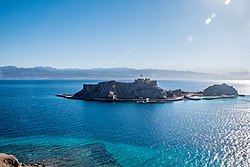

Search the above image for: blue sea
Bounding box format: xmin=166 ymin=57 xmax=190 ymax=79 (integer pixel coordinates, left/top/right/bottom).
xmin=0 ymin=80 xmax=249 ymax=166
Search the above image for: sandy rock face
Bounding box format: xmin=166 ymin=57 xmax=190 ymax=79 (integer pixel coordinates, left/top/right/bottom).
xmin=0 ymin=154 xmax=45 ymax=167
xmin=0 ymin=153 xmax=21 ymax=167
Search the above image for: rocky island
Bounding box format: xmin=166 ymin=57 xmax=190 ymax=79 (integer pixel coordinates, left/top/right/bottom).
xmin=73 ymin=78 xmax=169 ymax=102
xmin=57 ymin=79 xmax=240 ymax=102
xmin=203 ymin=83 xmax=238 ymax=96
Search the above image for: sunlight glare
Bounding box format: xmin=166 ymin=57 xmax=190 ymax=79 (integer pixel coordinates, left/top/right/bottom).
xmin=225 ymin=0 xmax=231 ymax=5
xmin=205 ymin=18 xmax=212 ymax=24
xmin=211 ymin=13 xmax=216 ymax=19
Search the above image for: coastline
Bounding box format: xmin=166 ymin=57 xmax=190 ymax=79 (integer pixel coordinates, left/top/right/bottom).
xmin=56 ymin=93 xmax=238 ymax=103
xmin=56 ymin=79 xmax=242 ymax=103
xmin=1 ymin=80 xmax=248 ymax=166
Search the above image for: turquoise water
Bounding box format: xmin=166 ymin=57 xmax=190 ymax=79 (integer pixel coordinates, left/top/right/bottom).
xmin=0 ymin=80 xmax=249 ymax=166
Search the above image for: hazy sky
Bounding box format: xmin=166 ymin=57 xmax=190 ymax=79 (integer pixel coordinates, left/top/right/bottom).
xmin=0 ymin=0 xmax=249 ymax=72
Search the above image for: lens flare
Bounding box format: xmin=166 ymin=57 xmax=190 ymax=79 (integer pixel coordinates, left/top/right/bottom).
xmin=211 ymin=13 xmax=216 ymax=19
xmin=187 ymin=35 xmax=193 ymax=42
xmin=205 ymin=18 xmax=212 ymax=24
xmin=225 ymin=0 xmax=231 ymax=5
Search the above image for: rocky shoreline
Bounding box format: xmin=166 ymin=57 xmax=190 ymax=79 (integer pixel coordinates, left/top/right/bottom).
xmin=0 ymin=143 xmax=121 ymax=167
xmin=0 ymin=153 xmax=45 ymax=167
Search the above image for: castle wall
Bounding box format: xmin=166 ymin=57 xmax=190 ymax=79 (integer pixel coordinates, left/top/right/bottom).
xmin=74 ymin=79 xmax=166 ymax=100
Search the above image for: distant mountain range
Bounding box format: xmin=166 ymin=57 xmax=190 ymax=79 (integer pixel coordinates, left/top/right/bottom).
xmin=0 ymin=66 xmax=249 ymax=80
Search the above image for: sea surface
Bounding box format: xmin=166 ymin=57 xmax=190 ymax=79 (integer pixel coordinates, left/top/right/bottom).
xmin=0 ymin=80 xmax=249 ymax=166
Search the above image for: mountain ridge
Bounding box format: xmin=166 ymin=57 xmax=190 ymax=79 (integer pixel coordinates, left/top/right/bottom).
xmin=0 ymin=66 xmax=249 ymax=80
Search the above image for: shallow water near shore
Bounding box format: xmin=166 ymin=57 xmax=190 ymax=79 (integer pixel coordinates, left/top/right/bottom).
xmin=0 ymin=80 xmax=249 ymax=166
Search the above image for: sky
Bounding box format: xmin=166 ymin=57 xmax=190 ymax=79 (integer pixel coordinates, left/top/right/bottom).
xmin=0 ymin=0 xmax=249 ymax=72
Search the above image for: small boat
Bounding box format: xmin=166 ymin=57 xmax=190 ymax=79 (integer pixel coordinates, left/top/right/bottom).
xmin=185 ymin=96 xmax=202 ymax=101
xmin=137 ymin=98 xmax=149 ymax=103
xmin=136 ymin=98 xmax=157 ymax=103
xmin=56 ymin=94 xmax=73 ymax=98
xmin=166 ymin=97 xmax=184 ymax=102
xmin=137 ymin=101 xmax=148 ymax=103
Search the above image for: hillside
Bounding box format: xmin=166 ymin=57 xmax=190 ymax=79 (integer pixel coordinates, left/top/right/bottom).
xmin=0 ymin=66 xmax=249 ymax=80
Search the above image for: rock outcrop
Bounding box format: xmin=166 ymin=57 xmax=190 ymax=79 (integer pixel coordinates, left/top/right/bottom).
xmin=0 ymin=153 xmax=20 ymax=167
xmin=0 ymin=153 xmax=45 ymax=167
xmin=57 ymin=79 xmax=241 ymax=102
xmin=203 ymin=83 xmax=238 ymax=96
xmin=1 ymin=143 xmax=120 ymax=166
xmin=73 ymin=79 xmax=168 ymax=100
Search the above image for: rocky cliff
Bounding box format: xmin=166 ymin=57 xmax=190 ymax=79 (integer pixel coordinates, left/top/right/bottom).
xmin=0 ymin=153 xmax=45 ymax=167
xmin=0 ymin=153 xmax=20 ymax=167
xmin=203 ymin=83 xmax=238 ymax=96
xmin=73 ymin=79 xmax=168 ymax=100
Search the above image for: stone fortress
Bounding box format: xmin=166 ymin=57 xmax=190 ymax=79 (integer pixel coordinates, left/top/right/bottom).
xmin=57 ymin=78 xmax=240 ymax=102
xmin=73 ymin=78 xmax=168 ymax=101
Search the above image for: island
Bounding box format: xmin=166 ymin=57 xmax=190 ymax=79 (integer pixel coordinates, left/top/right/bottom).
xmin=203 ymin=83 xmax=238 ymax=96
xmin=57 ymin=78 xmax=240 ymax=103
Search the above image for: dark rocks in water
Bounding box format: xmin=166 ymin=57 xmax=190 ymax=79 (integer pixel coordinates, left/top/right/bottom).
xmin=203 ymin=83 xmax=238 ymax=96
xmin=21 ymin=163 xmax=45 ymax=167
xmin=0 ymin=143 xmax=120 ymax=167
xmin=83 ymin=143 xmax=121 ymax=167
xmin=73 ymin=78 xmax=168 ymax=100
